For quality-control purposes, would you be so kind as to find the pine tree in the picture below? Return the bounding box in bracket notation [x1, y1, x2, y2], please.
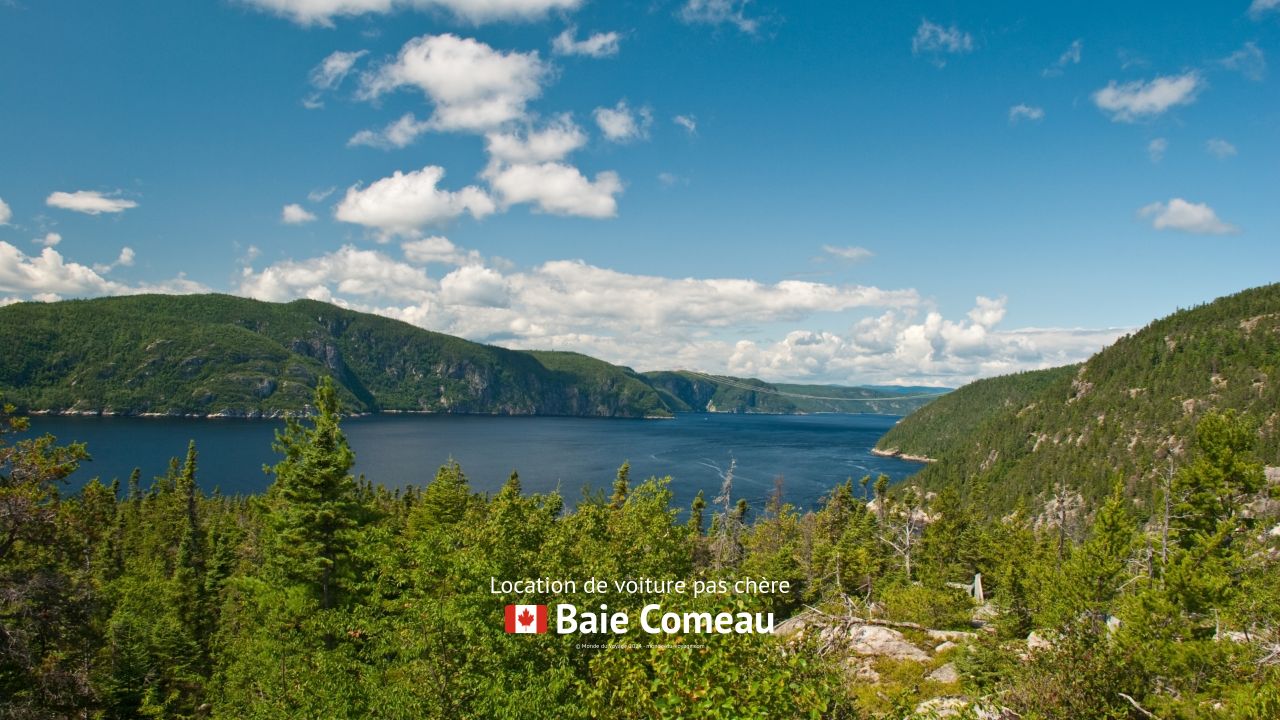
[610, 461, 630, 509]
[264, 377, 361, 610]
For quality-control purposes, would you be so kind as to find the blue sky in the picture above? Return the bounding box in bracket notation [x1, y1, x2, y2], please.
[1, 0, 1277, 385]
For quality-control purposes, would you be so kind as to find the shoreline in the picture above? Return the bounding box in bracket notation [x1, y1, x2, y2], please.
[870, 447, 936, 463]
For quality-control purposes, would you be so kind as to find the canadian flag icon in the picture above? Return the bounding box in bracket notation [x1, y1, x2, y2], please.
[505, 604, 548, 634]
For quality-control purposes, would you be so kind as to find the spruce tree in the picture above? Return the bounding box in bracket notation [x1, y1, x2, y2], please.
[265, 377, 360, 610]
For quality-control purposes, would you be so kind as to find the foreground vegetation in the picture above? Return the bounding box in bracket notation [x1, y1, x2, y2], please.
[2, 377, 1277, 719]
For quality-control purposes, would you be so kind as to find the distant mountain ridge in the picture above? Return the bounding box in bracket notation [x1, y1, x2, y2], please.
[0, 294, 943, 419]
[643, 371, 948, 416]
[877, 283, 1280, 511]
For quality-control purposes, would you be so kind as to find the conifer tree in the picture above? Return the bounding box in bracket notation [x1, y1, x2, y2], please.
[264, 377, 360, 610]
[610, 460, 630, 509]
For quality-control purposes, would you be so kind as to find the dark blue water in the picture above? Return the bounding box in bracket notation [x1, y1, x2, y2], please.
[24, 413, 922, 512]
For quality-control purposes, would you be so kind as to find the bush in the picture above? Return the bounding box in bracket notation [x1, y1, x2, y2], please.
[880, 583, 974, 629]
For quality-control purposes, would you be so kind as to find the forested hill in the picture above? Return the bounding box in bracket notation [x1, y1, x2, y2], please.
[643, 371, 948, 415]
[878, 282, 1280, 510]
[0, 294, 939, 418]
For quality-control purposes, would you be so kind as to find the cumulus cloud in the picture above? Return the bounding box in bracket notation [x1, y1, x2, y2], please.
[1008, 104, 1045, 124]
[0, 241, 204, 299]
[1147, 138, 1168, 163]
[35, 233, 62, 247]
[484, 114, 587, 164]
[1205, 138, 1237, 159]
[359, 34, 548, 133]
[335, 165, 495, 238]
[912, 19, 973, 65]
[0, 197, 10, 225]
[93, 247, 136, 274]
[485, 162, 622, 217]
[821, 245, 873, 263]
[239, 244, 436, 304]
[680, 0, 759, 33]
[727, 305, 1123, 386]
[282, 203, 318, 224]
[347, 112, 433, 149]
[241, 0, 583, 26]
[46, 190, 138, 215]
[440, 264, 510, 306]
[1220, 42, 1267, 81]
[593, 100, 652, 143]
[1139, 198, 1238, 235]
[552, 26, 621, 57]
[673, 114, 697, 135]
[1092, 72, 1203, 122]
[234, 240, 1123, 384]
[1043, 39, 1082, 77]
[401, 235, 480, 265]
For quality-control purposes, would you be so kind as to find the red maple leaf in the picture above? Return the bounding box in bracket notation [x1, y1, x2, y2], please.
[518, 608, 535, 627]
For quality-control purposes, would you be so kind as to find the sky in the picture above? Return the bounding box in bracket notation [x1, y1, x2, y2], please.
[1, 0, 1277, 386]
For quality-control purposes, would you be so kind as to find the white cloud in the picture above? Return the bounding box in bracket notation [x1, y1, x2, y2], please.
[1205, 138, 1237, 159]
[282, 203, 318, 224]
[347, 112, 433, 149]
[1249, 0, 1280, 19]
[440, 264, 510, 306]
[1147, 137, 1168, 163]
[593, 100, 652, 143]
[822, 245, 873, 263]
[233, 240, 1124, 385]
[310, 49, 367, 89]
[552, 26, 621, 58]
[484, 114, 587, 164]
[335, 165, 496, 238]
[673, 114, 697, 135]
[0, 241, 204, 299]
[486, 162, 622, 217]
[94, 247, 136, 274]
[726, 304, 1124, 386]
[1139, 198, 1238, 235]
[680, 0, 759, 33]
[0, 243, 113, 295]
[359, 34, 548, 133]
[1043, 39, 1082, 77]
[657, 172, 688, 187]
[1008, 104, 1045, 124]
[35, 232, 62, 247]
[239, 244, 436, 304]
[308, 187, 337, 203]
[46, 190, 138, 215]
[401, 235, 481, 265]
[1092, 72, 1203, 122]
[0, 197, 10, 225]
[1220, 42, 1266, 81]
[241, 0, 583, 26]
[912, 19, 973, 65]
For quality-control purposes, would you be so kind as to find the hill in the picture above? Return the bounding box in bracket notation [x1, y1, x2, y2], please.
[878, 283, 1280, 510]
[644, 371, 947, 415]
[0, 294, 670, 418]
[0, 294, 938, 419]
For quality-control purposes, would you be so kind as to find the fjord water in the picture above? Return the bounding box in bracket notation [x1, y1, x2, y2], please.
[31, 413, 921, 511]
